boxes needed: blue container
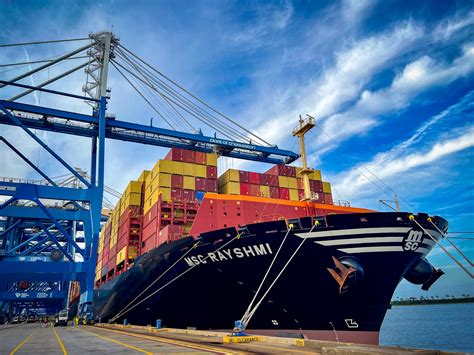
[156,319,162,329]
[123,319,128,325]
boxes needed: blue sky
[0,0,473,299]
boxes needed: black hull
[94,212,447,344]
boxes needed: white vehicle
[55,309,68,326]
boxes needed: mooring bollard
[123,319,128,325]
[156,319,162,329]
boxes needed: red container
[195,151,206,165]
[266,164,296,177]
[310,179,323,192]
[182,149,196,163]
[171,174,183,189]
[240,183,250,195]
[323,193,333,205]
[249,184,260,196]
[297,178,304,190]
[239,171,249,183]
[278,187,289,200]
[260,174,270,186]
[248,172,260,184]
[205,179,218,192]
[142,219,158,242]
[195,178,207,191]
[117,235,128,250]
[171,188,183,200]
[268,174,279,187]
[313,191,324,203]
[206,165,217,178]
[270,186,279,199]
[165,148,183,161]
[183,189,196,201]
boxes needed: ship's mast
[292,114,315,201]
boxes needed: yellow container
[144,189,161,213]
[288,177,298,189]
[137,170,150,183]
[121,192,142,208]
[128,246,138,259]
[96,259,102,271]
[124,181,142,196]
[259,185,270,197]
[183,176,195,190]
[310,170,322,181]
[206,153,218,166]
[219,169,240,186]
[278,176,289,188]
[110,233,117,248]
[153,159,173,176]
[116,246,126,265]
[322,181,332,194]
[95,270,101,282]
[160,187,171,202]
[170,161,184,175]
[195,164,207,178]
[219,182,240,195]
[145,172,153,189]
[183,163,196,176]
[157,172,171,187]
[289,189,299,201]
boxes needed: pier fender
[404,258,444,290]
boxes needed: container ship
[88,118,447,345]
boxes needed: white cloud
[334,127,474,200]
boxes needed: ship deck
[0,323,454,354]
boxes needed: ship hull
[94,212,446,345]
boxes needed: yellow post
[292,114,315,201]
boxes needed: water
[380,303,474,353]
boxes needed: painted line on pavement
[93,326,237,354]
[53,328,68,355]
[10,330,35,355]
[77,328,152,354]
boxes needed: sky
[0,0,473,299]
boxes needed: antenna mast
[292,114,315,201]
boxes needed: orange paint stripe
[204,193,373,213]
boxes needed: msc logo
[404,230,423,251]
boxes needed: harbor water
[380,303,474,353]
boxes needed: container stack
[140,148,218,254]
[218,164,333,204]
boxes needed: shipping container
[279,187,290,200]
[206,152,218,166]
[239,171,249,183]
[195,178,207,191]
[249,184,261,197]
[137,170,150,182]
[195,164,207,178]
[310,170,322,181]
[219,169,240,186]
[165,147,183,161]
[266,164,296,177]
[289,189,299,201]
[310,179,323,192]
[270,186,279,199]
[171,174,183,189]
[205,179,218,193]
[183,162,196,176]
[248,172,260,184]
[182,149,196,163]
[219,182,240,195]
[240,183,250,195]
[259,185,270,197]
[183,176,195,190]
[278,176,289,188]
[322,181,332,194]
[323,193,333,204]
[171,188,183,200]
[183,189,196,201]
[206,165,217,179]
[288,177,298,189]
[195,151,207,165]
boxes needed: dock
[0,323,459,354]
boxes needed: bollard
[123,319,128,325]
[156,319,162,329]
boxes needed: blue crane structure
[0,31,299,321]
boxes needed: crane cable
[110,233,241,322]
[410,216,473,278]
[110,241,200,322]
[113,50,253,143]
[241,221,319,328]
[428,219,474,267]
[118,44,271,147]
